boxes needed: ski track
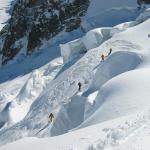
[87,111,150,150]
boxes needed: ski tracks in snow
[87,111,150,150]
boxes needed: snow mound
[16,70,45,104]
[80,69,150,128]
[0,60,62,126]
[87,51,141,93]
[1,111,150,150]
[0,70,46,125]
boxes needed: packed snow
[82,0,140,31]
[1,111,150,150]
[1,1,150,150]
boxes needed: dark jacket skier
[101,54,105,61]
[108,48,112,56]
[49,113,54,123]
[78,82,82,92]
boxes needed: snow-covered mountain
[1,0,150,150]
[0,0,89,65]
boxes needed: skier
[108,48,112,56]
[78,82,82,92]
[48,113,54,123]
[101,54,105,61]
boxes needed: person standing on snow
[48,113,54,123]
[78,82,82,92]
[108,48,112,56]
[101,54,105,61]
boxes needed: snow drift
[81,69,150,128]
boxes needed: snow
[111,18,150,50]
[1,111,150,150]
[86,0,137,18]
[82,28,113,50]
[87,91,98,104]
[0,0,14,31]
[60,27,118,64]
[0,58,63,127]
[0,74,29,112]
[1,1,150,150]
[82,0,140,31]
[85,51,142,94]
[80,69,150,128]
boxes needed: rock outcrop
[0,0,89,65]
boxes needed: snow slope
[82,0,140,31]
[1,15,150,146]
[80,69,150,128]
[0,58,63,127]
[1,111,150,150]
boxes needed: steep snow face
[84,50,150,120]
[60,27,118,64]
[82,28,114,50]
[0,58,63,127]
[80,69,150,128]
[97,17,150,55]
[8,70,46,124]
[15,70,45,104]
[60,38,86,64]
[82,0,140,31]
[85,51,142,94]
